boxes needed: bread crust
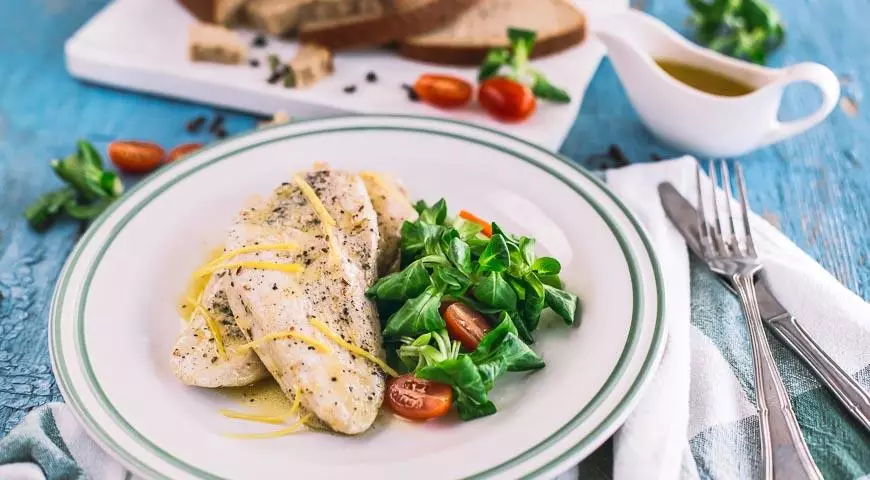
[298,0,480,50]
[397,1,586,65]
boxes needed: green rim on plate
[50,115,666,480]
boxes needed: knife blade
[658,182,870,432]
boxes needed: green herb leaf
[417,355,488,405]
[447,237,473,274]
[64,198,112,220]
[490,222,518,246]
[367,260,430,301]
[478,234,510,273]
[539,273,562,289]
[473,272,517,311]
[519,236,536,265]
[530,71,572,103]
[508,27,537,73]
[432,266,471,296]
[532,257,561,276]
[478,48,511,82]
[472,313,544,372]
[398,330,459,372]
[99,171,124,197]
[506,276,526,301]
[418,198,448,225]
[23,187,76,231]
[76,140,104,169]
[51,154,109,201]
[544,284,579,325]
[382,287,445,338]
[401,221,442,257]
[413,199,428,214]
[455,219,483,240]
[521,273,546,331]
[455,393,497,420]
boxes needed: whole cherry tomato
[387,374,453,421]
[413,74,473,109]
[108,141,165,173]
[166,143,203,163]
[478,77,536,123]
[442,302,491,351]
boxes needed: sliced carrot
[459,210,492,237]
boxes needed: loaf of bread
[298,0,478,50]
[178,0,249,24]
[398,0,586,65]
[188,23,247,64]
[246,0,315,35]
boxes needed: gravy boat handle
[758,62,840,148]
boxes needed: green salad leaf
[473,272,517,311]
[367,260,430,301]
[417,355,489,405]
[478,234,510,272]
[544,284,580,325]
[382,287,445,338]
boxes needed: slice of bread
[398,0,586,65]
[298,0,479,50]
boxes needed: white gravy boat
[592,10,840,157]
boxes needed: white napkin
[558,156,870,479]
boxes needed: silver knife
[658,182,870,433]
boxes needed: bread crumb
[188,23,246,65]
[288,43,334,88]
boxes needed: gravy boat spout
[591,10,840,157]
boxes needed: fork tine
[708,159,727,254]
[719,160,742,253]
[695,163,712,252]
[735,162,756,255]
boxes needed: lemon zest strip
[309,318,398,377]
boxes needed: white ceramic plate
[50,115,665,480]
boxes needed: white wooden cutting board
[65,0,626,150]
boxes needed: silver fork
[697,160,822,480]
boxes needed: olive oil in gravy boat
[592,9,840,157]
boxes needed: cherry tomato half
[443,302,491,351]
[166,142,203,163]
[413,74,473,109]
[387,374,453,421]
[478,77,536,123]
[108,140,165,174]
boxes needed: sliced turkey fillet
[170,274,269,387]
[360,171,418,276]
[223,168,385,434]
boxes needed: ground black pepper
[608,144,630,167]
[185,115,205,133]
[249,58,260,67]
[366,71,377,83]
[343,85,357,94]
[252,35,267,48]
[208,114,225,133]
[402,83,419,101]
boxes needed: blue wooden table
[1,0,868,442]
